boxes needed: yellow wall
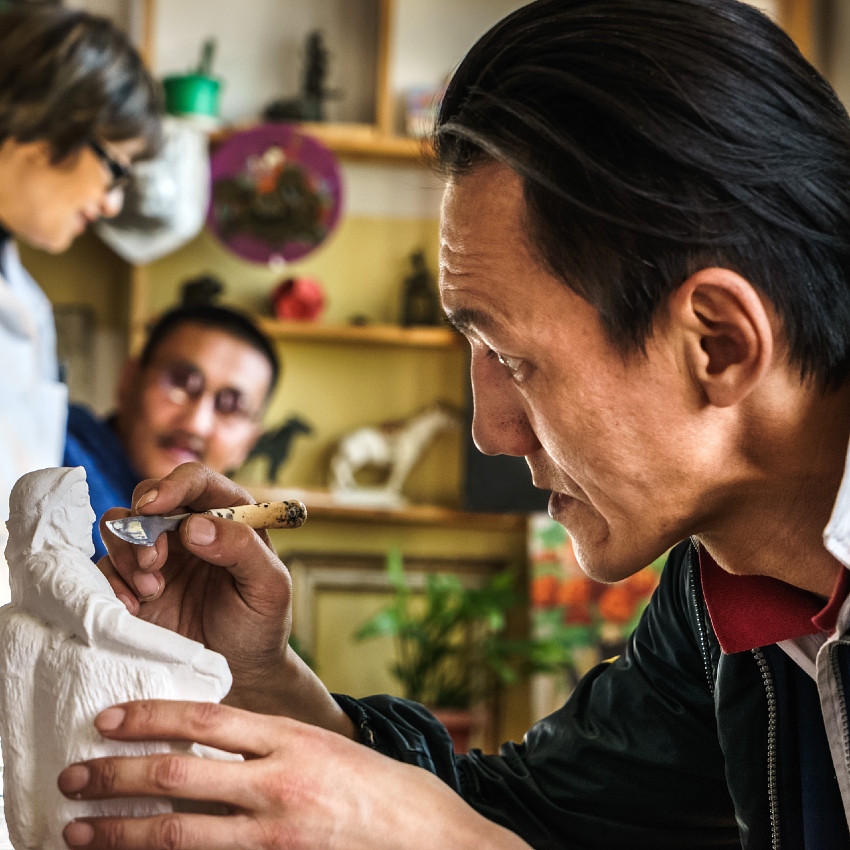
[142,217,441,324]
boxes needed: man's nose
[176,393,216,436]
[469,351,541,457]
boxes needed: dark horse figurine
[247,415,313,482]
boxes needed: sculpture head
[7,466,96,563]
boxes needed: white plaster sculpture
[329,404,461,508]
[0,467,231,850]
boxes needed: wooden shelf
[209,121,433,164]
[246,486,528,532]
[306,503,527,532]
[255,318,463,349]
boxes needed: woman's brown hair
[0,3,162,162]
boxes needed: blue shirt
[63,404,141,561]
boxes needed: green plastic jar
[162,74,221,118]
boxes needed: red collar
[698,547,850,654]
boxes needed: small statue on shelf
[400,249,440,327]
[264,30,341,123]
[247,415,313,483]
[329,403,462,508]
[181,273,224,306]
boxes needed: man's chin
[574,536,666,584]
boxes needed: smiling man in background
[64,302,279,560]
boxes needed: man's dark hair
[140,305,281,398]
[435,0,850,387]
[0,3,162,161]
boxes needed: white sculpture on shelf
[328,404,462,508]
[0,467,231,850]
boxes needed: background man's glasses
[154,361,259,422]
[88,140,132,192]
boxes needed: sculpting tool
[105,500,307,546]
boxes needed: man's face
[440,163,718,582]
[56,478,96,557]
[117,323,273,481]
[68,481,97,558]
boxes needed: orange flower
[531,574,559,608]
[624,568,659,598]
[556,577,592,607]
[564,605,593,626]
[598,585,637,625]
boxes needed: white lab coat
[0,241,66,849]
[0,239,66,606]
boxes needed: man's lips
[157,435,204,463]
[548,491,576,522]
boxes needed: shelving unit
[210,121,431,165]
[246,485,527,532]
[255,318,461,349]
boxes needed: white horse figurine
[329,404,461,507]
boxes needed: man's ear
[668,267,775,408]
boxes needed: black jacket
[336,540,850,849]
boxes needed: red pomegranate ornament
[271,276,325,321]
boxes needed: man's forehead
[440,164,529,269]
[151,323,253,360]
[147,323,272,392]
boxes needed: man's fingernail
[132,571,160,598]
[116,593,136,613]
[136,545,157,568]
[64,821,94,846]
[58,764,90,795]
[187,516,216,545]
[134,489,158,510]
[95,707,126,732]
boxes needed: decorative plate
[207,123,343,265]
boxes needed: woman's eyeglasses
[154,361,259,423]
[88,140,132,192]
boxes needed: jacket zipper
[753,648,780,850]
[829,645,850,802]
[688,540,715,694]
[690,541,781,845]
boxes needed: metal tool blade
[105,513,191,546]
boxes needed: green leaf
[387,547,408,594]
[354,609,402,640]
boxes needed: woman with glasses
[0,8,160,844]
[0,3,161,597]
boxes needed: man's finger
[100,507,167,602]
[131,464,255,517]
[95,555,141,615]
[59,751,254,808]
[89,701,279,757]
[63,813,263,850]
[178,516,288,615]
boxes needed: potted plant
[354,548,571,752]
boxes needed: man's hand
[58,700,531,850]
[99,463,352,734]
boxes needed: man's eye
[495,352,524,373]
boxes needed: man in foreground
[56,0,850,847]
[64,303,278,560]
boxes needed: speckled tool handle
[202,500,307,530]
